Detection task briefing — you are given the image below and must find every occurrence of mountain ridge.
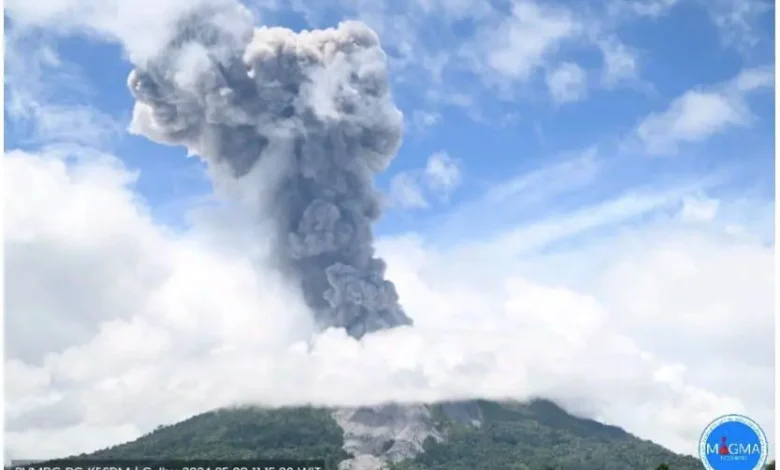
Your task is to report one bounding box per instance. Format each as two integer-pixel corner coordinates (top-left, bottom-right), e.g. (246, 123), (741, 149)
(63, 398), (712, 470)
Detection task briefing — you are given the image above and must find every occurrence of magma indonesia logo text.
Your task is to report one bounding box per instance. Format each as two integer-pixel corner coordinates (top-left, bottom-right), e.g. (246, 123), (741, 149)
(699, 414), (768, 470)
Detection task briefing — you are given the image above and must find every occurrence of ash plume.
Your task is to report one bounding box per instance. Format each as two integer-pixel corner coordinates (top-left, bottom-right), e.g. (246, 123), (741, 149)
(126, 2), (412, 338)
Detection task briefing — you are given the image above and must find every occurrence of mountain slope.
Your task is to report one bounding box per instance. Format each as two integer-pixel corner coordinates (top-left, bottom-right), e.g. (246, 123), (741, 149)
(392, 400), (700, 470)
(80, 407), (350, 468)
(75, 399), (703, 470)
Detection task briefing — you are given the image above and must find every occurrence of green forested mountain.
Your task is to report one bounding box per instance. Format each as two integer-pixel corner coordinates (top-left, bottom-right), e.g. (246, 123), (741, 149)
(65, 399), (769, 470)
(389, 400), (701, 470)
(80, 407), (350, 469)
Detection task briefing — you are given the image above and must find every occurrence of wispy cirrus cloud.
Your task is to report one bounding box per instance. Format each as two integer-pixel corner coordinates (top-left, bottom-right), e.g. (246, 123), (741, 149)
(546, 62), (588, 104)
(474, 1), (578, 83)
(408, 110), (441, 133)
(6, 0), (773, 129)
(4, 30), (124, 148)
(390, 151), (462, 210)
(629, 66), (774, 155)
(703, 0), (774, 52)
(597, 37), (640, 87)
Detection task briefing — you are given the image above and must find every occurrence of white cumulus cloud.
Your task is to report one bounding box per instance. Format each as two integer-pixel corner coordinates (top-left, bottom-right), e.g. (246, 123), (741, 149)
(3, 145), (774, 461)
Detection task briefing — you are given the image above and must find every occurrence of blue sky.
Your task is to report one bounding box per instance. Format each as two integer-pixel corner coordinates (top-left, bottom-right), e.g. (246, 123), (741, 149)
(2, 0), (777, 460)
(5, 0), (775, 245)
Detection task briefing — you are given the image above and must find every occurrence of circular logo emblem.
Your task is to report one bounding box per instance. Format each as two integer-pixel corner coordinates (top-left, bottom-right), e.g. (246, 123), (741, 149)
(699, 414), (768, 470)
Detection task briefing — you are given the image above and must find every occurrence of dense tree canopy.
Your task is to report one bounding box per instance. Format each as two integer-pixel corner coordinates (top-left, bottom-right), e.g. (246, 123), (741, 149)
(65, 400), (711, 470)
(78, 407), (350, 469)
(389, 400), (700, 470)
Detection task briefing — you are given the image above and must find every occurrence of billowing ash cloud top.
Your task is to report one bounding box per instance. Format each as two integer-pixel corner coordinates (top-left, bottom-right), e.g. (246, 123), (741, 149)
(127, 2), (412, 338)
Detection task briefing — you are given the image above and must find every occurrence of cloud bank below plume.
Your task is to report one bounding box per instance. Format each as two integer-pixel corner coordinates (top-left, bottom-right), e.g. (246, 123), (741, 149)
(5, 146), (773, 461)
